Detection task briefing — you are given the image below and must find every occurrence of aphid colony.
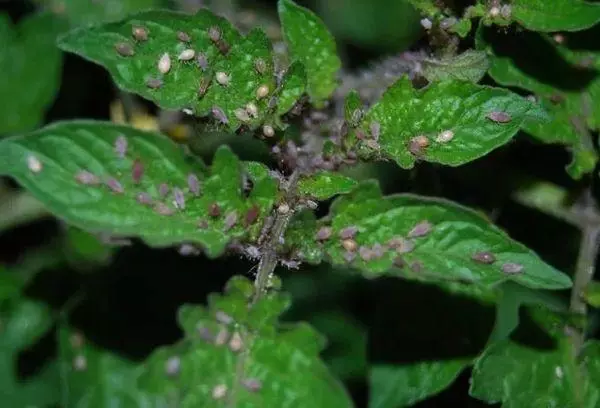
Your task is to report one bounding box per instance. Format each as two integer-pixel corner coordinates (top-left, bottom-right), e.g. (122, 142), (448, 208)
(27, 133), (261, 235)
(315, 219), (524, 276)
(115, 24), (272, 125)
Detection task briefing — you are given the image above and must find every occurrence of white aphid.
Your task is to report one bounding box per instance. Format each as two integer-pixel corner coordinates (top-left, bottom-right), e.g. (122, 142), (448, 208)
(178, 49), (195, 61)
(27, 154), (43, 173)
(158, 53), (171, 74)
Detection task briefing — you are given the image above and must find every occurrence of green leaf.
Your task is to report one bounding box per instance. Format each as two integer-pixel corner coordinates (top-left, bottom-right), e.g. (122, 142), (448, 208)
(476, 25), (599, 179)
(0, 121), (278, 257)
(583, 281), (600, 308)
(0, 267), (23, 302)
(136, 276), (353, 407)
(422, 50), (489, 84)
(354, 76), (547, 169)
(0, 12), (65, 135)
(369, 360), (469, 408)
(278, 0), (341, 107)
(0, 298), (60, 407)
(285, 181), (572, 290)
(61, 226), (115, 272)
(58, 10), (283, 132)
(57, 326), (143, 407)
(58, 0), (159, 26)
(511, 0), (600, 32)
(470, 307), (600, 407)
(275, 61), (306, 117)
(298, 171), (358, 200)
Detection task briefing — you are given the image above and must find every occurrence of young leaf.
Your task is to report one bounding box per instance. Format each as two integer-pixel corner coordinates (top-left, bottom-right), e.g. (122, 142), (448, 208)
(275, 61), (307, 117)
(470, 307), (600, 407)
(278, 0), (341, 107)
(354, 76), (547, 169)
(298, 171), (358, 200)
(369, 360), (470, 408)
(57, 326), (143, 407)
(0, 12), (65, 135)
(285, 181), (572, 290)
(511, 0), (600, 32)
(0, 121), (278, 257)
(57, 10), (284, 131)
(476, 25), (600, 179)
(422, 50), (490, 84)
(136, 276), (354, 407)
(0, 299), (59, 407)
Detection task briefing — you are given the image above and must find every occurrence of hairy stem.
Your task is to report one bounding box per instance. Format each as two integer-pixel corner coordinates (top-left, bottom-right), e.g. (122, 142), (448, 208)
(570, 224), (600, 316)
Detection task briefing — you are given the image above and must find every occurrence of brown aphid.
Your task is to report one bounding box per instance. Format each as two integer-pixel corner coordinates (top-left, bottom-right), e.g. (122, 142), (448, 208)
(132, 26), (148, 41)
(387, 237), (415, 254)
(228, 331), (243, 352)
(165, 356), (180, 376)
(132, 159), (143, 184)
(256, 84), (269, 99)
(196, 53), (208, 71)
(339, 226), (358, 240)
(411, 261), (424, 273)
(212, 106), (228, 124)
(208, 202), (221, 217)
(408, 220), (433, 238)
(316, 226), (332, 241)
(343, 251), (356, 263)
(223, 211), (238, 231)
(146, 78), (163, 89)
(342, 239), (358, 252)
(177, 30), (191, 42)
(358, 246), (373, 261)
(154, 202), (175, 216)
(486, 111), (512, 123)
(158, 183), (170, 197)
(115, 42), (134, 57)
(216, 40), (230, 55)
(136, 192), (153, 206)
(212, 384), (228, 400)
(254, 58), (267, 74)
(208, 25), (221, 42)
(408, 135), (429, 156)
(393, 256), (406, 268)
(105, 178), (124, 194)
(502, 262), (524, 274)
(472, 251), (496, 264)
(75, 170), (100, 185)
(244, 205), (260, 227)
(215, 326), (229, 346)
(198, 77), (210, 97)
(198, 218), (209, 229)
(242, 378), (262, 392)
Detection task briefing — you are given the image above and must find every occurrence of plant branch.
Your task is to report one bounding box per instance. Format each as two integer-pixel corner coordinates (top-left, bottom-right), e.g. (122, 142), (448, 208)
(570, 223), (600, 316)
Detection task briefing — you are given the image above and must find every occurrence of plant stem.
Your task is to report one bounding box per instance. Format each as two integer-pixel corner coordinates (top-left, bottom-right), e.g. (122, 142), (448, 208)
(570, 224), (600, 315)
(0, 191), (49, 232)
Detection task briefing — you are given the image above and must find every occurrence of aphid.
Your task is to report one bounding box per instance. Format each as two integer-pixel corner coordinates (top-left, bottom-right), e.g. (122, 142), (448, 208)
(146, 78), (163, 89)
(244, 245), (261, 260)
(228, 332), (243, 352)
(502, 262), (524, 274)
(472, 251), (496, 264)
(440, 17), (456, 29)
(234, 108), (250, 122)
(342, 239), (358, 252)
(27, 154), (43, 173)
(208, 202), (221, 217)
(215, 310), (233, 324)
(158, 53), (171, 74)
(215, 71), (230, 86)
(212, 384), (228, 400)
(75, 170), (100, 185)
(436, 130), (454, 143)
(316, 226), (332, 241)
(244, 205), (260, 227)
(132, 159), (143, 184)
(216, 40), (230, 55)
(420, 18), (432, 30)
(408, 220), (432, 238)
(389, 237), (415, 254)
(489, 6), (500, 17)
(305, 200), (318, 210)
(212, 106), (228, 124)
(178, 49), (195, 61)
(132, 26), (148, 41)
(105, 178), (124, 194)
(372, 243), (385, 258)
(254, 58), (267, 74)
(178, 244), (200, 256)
(73, 355), (87, 371)
(365, 139), (380, 150)
(245, 102), (258, 118)
(393, 256), (406, 268)
(165, 356), (180, 376)
(196, 53), (208, 71)
(215, 326), (229, 345)
(553, 33), (565, 45)
(500, 4), (512, 18)
(339, 226), (359, 240)
(550, 93), (565, 104)
(487, 111), (512, 123)
(177, 30), (191, 42)
(173, 187), (185, 210)
(187, 173), (200, 196)
(198, 77), (210, 97)
(343, 251), (356, 263)
(359, 246), (373, 261)
(197, 325), (214, 342)
(208, 26), (221, 42)
(115, 42), (134, 57)
(370, 121), (381, 140)
(411, 261), (424, 273)
(223, 211), (238, 231)
(408, 135), (429, 156)
(242, 378), (262, 392)
(198, 218), (209, 229)
(277, 203), (290, 214)
(281, 259), (301, 269)
(256, 84), (269, 99)
(136, 192), (153, 206)
(262, 125), (275, 138)
(158, 183), (170, 197)
(154, 202), (174, 216)
(114, 135), (127, 159)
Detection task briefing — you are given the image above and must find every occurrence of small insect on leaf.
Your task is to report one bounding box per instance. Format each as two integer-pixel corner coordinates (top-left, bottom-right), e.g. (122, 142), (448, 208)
(339, 226), (359, 240)
(158, 53), (171, 75)
(178, 49), (195, 61)
(209, 202), (221, 217)
(115, 42), (134, 57)
(196, 53), (208, 71)
(408, 220), (433, 238)
(472, 251), (496, 264)
(154, 202), (174, 216)
(229, 332), (243, 352)
(372, 243), (385, 258)
(212, 106), (228, 124)
(215, 71), (230, 86)
(342, 239), (357, 252)
(343, 251), (356, 263)
(262, 125), (275, 138)
(158, 183), (170, 197)
(387, 237), (415, 254)
(177, 31), (191, 42)
(208, 26), (222, 42)
(27, 154), (43, 173)
(244, 205), (260, 227)
(254, 58), (267, 74)
(165, 356), (180, 376)
(486, 111), (512, 123)
(132, 26), (148, 42)
(359, 246), (373, 261)
(223, 211), (238, 231)
(75, 170), (100, 185)
(187, 173), (200, 196)
(105, 178), (124, 194)
(136, 192), (153, 206)
(146, 78), (163, 89)
(408, 135), (429, 156)
(173, 187), (185, 210)
(234, 108), (250, 123)
(436, 130), (454, 143)
(242, 378), (262, 392)
(131, 159), (143, 184)
(212, 384), (228, 400)
(502, 262), (524, 274)
(256, 84), (269, 99)
(370, 121), (381, 140)
(316, 226), (332, 241)
(245, 102), (258, 118)
(115, 135), (127, 158)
